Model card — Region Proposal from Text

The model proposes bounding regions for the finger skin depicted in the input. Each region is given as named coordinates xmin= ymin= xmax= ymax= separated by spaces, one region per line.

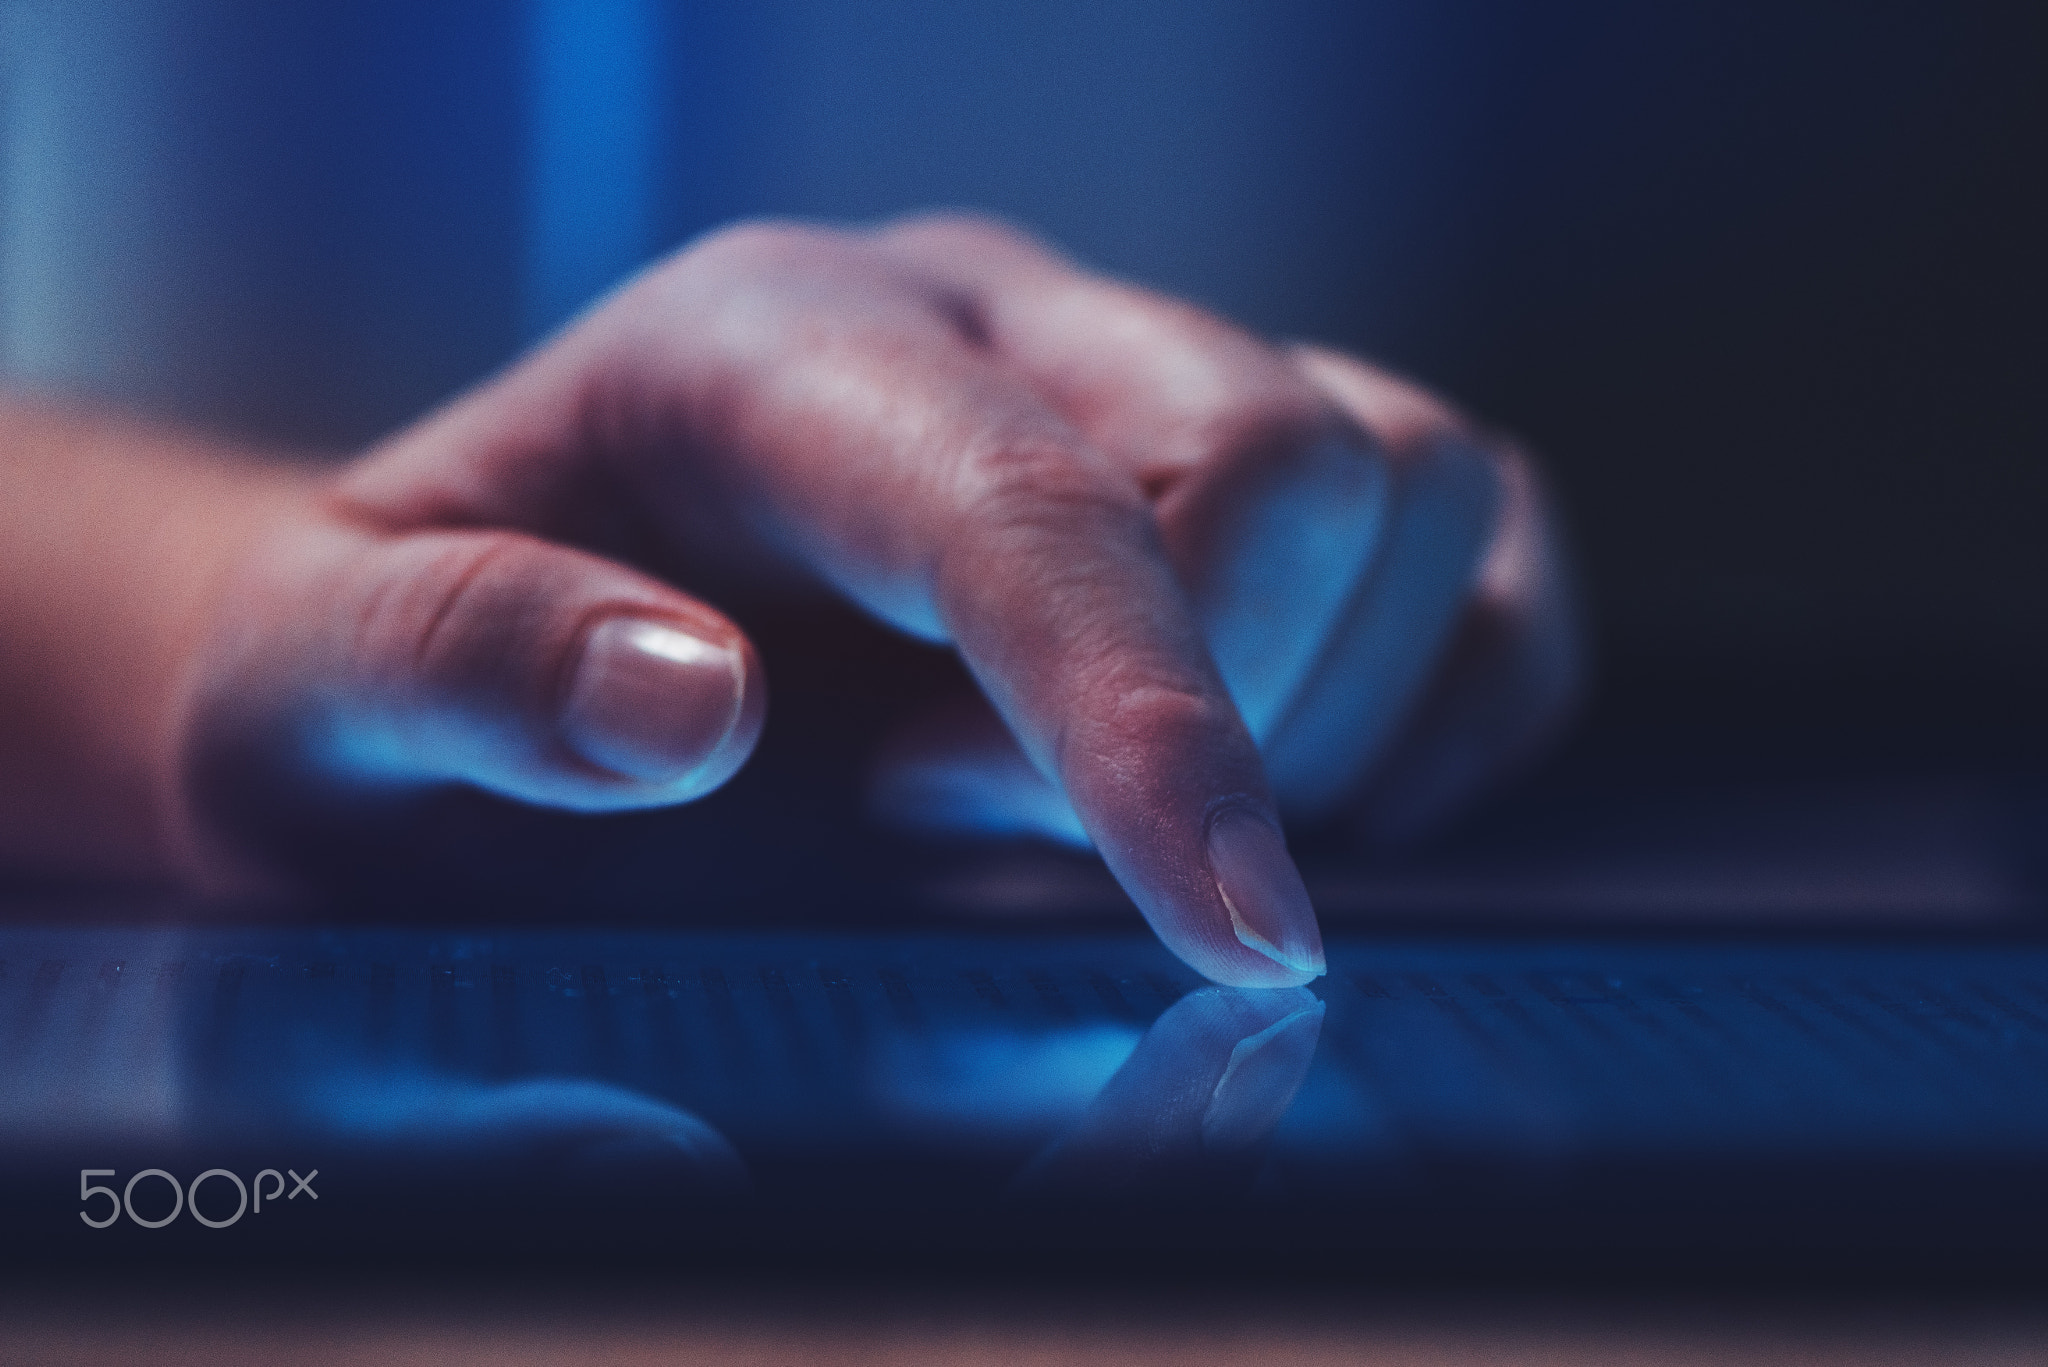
xmin=1257 ymin=418 xmax=1502 ymax=818
xmin=177 ymin=501 xmax=765 ymax=889
xmin=1289 ymin=348 xmax=1581 ymax=828
xmin=1349 ymin=441 xmax=1585 ymax=841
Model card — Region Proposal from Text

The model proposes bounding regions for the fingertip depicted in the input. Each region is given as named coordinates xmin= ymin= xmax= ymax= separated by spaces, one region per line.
xmin=1205 ymin=806 xmax=1326 ymax=981
xmin=1185 ymin=947 xmax=1324 ymax=991
xmin=1154 ymin=909 xmax=1325 ymax=991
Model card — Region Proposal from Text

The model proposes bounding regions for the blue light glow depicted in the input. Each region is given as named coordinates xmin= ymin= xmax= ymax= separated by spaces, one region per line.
xmin=524 ymin=0 xmax=660 ymax=340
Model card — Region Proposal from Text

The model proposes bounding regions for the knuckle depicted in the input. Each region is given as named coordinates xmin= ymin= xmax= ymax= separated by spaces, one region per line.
xmin=953 ymin=435 xmax=1131 ymax=528
xmin=1054 ymin=291 xmax=1336 ymax=481
xmin=1059 ymin=681 xmax=1235 ymax=790
xmin=1289 ymin=343 xmax=1469 ymax=456
xmin=884 ymin=210 xmax=1044 ymax=256
xmin=1192 ymin=388 xmax=1332 ymax=468
xmin=672 ymin=217 xmax=856 ymax=279
xmin=940 ymin=435 xmax=1149 ymax=575
xmin=880 ymin=212 xmax=1067 ymax=284
xmin=928 ymin=433 xmax=1172 ymax=655
xmin=1103 ymin=680 xmax=1229 ymax=740
xmin=1129 ymin=344 xmax=1333 ymax=466
xmin=351 ymin=532 xmax=564 ymax=703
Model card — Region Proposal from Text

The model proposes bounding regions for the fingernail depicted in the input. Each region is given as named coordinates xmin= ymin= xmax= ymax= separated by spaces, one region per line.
xmin=560 ymin=617 xmax=744 ymax=787
xmin=1201 ymin=1000 xmax=1326 ymax=1153
xmin=1206 ymin=807 xmax=1326 ymax=978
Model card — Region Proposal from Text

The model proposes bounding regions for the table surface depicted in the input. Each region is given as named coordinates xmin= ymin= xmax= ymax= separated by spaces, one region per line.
xmin=6 ymin=1275 xmax=2048 ymax=1367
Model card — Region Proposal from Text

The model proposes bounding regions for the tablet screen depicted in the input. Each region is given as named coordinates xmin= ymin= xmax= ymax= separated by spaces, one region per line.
xmin=6 ymin=922 xmax=2047 ymax=1273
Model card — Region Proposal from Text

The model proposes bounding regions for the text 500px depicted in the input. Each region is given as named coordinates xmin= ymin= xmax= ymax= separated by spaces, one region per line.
xmin=78 ymin=1167 xmax=318 ymax=1229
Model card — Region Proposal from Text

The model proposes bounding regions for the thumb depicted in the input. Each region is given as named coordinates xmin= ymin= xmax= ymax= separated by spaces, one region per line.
xmin=181 ymin=519 xmax=765 ymax=872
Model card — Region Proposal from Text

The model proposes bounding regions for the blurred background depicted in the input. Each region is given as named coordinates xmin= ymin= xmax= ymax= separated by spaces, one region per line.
xmin=3 ymin=0 xmax=2045 ymax=917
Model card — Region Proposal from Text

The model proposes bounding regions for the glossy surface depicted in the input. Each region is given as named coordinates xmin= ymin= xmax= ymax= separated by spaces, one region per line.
xmin=5 ymin=923 xmax=2048 ymax=1268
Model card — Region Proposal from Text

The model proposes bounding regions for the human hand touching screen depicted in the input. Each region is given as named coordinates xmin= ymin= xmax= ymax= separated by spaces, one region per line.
xmin=0 ymin=215 xmax=1578 ymax=987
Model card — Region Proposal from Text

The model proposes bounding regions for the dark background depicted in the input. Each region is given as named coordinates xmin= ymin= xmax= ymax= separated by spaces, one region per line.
xmin=3 ymin=0 xmax=2045 ymax=903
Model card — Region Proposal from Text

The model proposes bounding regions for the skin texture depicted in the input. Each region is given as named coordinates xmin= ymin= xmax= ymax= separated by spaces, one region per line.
xmin=0 ymin=215 xmax=1578 ymax=986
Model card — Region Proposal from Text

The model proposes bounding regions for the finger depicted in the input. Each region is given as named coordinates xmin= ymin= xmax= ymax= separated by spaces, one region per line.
xmin=876 ymin=215 xmax=1393 ymax=745
xmin=929 ymin=419 xmax=1323 ymax=986
xmin=1350 ymin=442 xmax=1584 ymax=841
xmin=190 ymin=516 xmax=765 ymax=820
xmin=1257 ymin=347 xmax=1505 ymax=817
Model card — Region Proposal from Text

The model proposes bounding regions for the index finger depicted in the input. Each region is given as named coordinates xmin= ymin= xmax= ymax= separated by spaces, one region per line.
xmin=932 ymin=427 xmax=1325 ymax=985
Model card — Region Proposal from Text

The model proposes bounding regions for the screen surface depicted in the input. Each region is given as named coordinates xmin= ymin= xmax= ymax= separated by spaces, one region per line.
xmin=5 ymin=921 xmax=2047 ymax=1273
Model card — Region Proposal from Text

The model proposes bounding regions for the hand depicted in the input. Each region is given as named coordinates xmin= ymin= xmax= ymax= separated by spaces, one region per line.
xmin=172 ymin=215 xmax=1578 ymax=986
